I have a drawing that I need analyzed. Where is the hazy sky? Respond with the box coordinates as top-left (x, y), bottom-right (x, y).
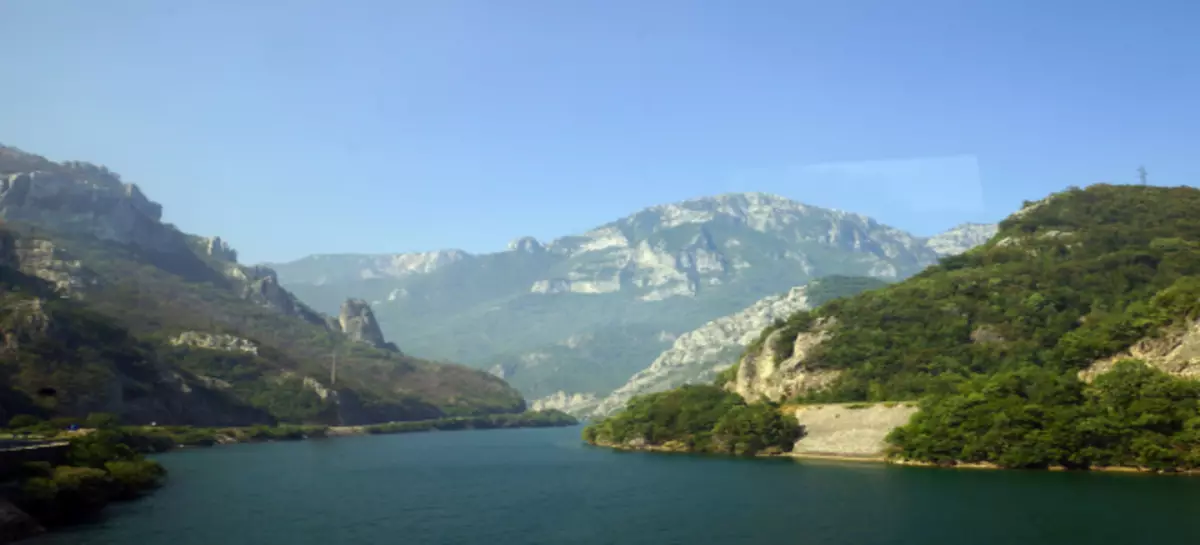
top-left (2, 1), bottom-right (1198, 263)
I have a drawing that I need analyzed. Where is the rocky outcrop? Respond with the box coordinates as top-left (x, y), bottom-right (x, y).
top-left (202, 235), bottom-right (239, 262)
top-left (922, 223), bottom-right (998, 256)
top-left (732, 318), bottom-right (842, 402)
top-left (169, 331), bottom-right (259, 355)
top-left (0, 234), bottom-right (97, 294)
top-left (530, 391), bottom-right (599, 415)
top-left (0, 169), bottom-right (178, 254)
top-left (337, 299), bottom-right (389, 349)
top-left (235, 265), bottom-right (330, 328)
top-left (1079, 318), bottom-right (1200, 382)
top-left (789, 403), bottom-right (919, 457)
top-left (593, 285), bottom-right (815, 417)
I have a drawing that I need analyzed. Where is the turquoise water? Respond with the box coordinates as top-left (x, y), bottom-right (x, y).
top-left (32, 426), bottom-right (1200, 545)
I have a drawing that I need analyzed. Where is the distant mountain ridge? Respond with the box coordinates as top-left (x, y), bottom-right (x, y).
top-left (271, 192), bottom-right (997, 405)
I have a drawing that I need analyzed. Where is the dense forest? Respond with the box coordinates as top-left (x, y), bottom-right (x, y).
top-left (888, 361), bottom-right (1200, 470)
top-left (583, 384), bottom-right (800, 456)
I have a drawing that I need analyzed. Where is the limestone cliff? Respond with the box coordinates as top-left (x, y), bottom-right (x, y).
top-left (732, 318), bottom-right (842, 403)
top-left (1079, 317), bottom-right (1200, 382)
top-left (337, 298), bottom-right (390, 349)
top-left (593, 285), bottom-right (816, 417)
top-left (0, 232), bottom-right (97, 294)
top-left (530, 391), bottom-right (599, 415)
top-left (0, 168), bottom-right (176, 254)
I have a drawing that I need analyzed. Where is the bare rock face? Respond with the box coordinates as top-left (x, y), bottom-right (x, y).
top-left (922, 223), bottom-right (998, 256)
top-left (530, 391), bottom-right (599, 414)
top-left (1079, 318), bottom-right (1200, 382)
top-left (170, 331), bottom-right (259, 355)
top-left (732, 318), bottom-right (841, 402)
top-left (593, 285), bottom-right (814, 417)
top-left (203, 235), bottom-right (239, 262)
top-left (0, 232), bottom-right (98, 294)
top-left (0, 170), bottom-right (179, 254)
top-left (338, 298), bottom-right (389, 349)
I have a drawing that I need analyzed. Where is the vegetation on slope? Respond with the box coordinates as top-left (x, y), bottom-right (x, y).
top-left (582, 385), bottom-right (800, 456)
top-left (758, 184), bottom-right (1200, 402)
top-left (889, 361), bottom-right (1200, 471)
top-left (716, 184), bottom-right (1200, 470)
top-left (1, 144), bottom-right (526, 425)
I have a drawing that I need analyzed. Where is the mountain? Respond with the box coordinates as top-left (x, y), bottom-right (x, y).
top-left (592, 184), bottom-right (1200, 471)
top-left (0, 144), bottom-right (524, 425)
top-left (590, 275), bottom-right (888, 417)
top-left (271, 192), bottom-right (996, 403)
top-left (728, 184), bottom-right (1200, 405)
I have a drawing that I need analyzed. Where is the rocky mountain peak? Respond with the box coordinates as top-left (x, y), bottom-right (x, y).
top-left (203, 236), bottom-right (239, 262)
top-left (338, 298), bottom-right (390, 349)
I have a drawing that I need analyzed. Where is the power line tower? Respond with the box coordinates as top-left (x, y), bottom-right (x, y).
top-left (1138, 165), bottom-right (1148, 186)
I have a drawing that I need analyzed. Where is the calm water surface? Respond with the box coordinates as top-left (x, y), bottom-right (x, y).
top-left (32, 426), bottom-right (1200, 545)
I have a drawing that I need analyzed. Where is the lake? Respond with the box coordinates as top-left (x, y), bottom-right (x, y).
top-left (31, 425), bottom-right (1200, 545)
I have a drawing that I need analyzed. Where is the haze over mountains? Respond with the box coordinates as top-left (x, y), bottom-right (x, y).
top-left (270, 194), bottom-right (997, 414)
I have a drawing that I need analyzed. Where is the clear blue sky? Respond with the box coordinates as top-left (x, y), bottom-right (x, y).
top-left (2, 1), bottom-right (1198, 263)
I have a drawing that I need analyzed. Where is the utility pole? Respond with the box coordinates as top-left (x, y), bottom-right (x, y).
top-left (1138, 165), bottom-right (1148, 186)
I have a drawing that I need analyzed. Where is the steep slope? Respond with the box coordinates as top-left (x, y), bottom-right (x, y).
top-left (0, 144), bottom-right (524, 424)
top-left (731, 184), bottom-right (1200, 404)
top-left (273, 193), bottom-right (993, 400)
top-left (590, 276), bottom-right (887, 417)
top-left (0, 247), bottom-right (273, 426)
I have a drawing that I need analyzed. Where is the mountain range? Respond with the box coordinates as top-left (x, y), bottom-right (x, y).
top-left (270, 193), bottom-right (997, 413)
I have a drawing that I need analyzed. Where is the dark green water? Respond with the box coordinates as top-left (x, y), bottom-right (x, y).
top-left (32, 426), bottom-right (1200, 545)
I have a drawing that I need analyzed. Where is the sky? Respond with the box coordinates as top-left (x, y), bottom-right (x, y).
top-left (1, 1), bottom-right (1198, 263)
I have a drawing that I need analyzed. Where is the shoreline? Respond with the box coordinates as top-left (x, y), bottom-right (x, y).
top-left (589, 442), bottom-right (1200, 476)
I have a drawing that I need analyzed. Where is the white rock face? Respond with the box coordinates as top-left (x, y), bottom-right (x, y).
top-left (169, 331), bottom-right (259, 355)
top-left (1079, 318), bottom-right (1200, 382)
top-left (732, 320), bottom-right (843, 403)
top-left (360, 250), bottom-right (470, 278)
top-left (0, 169), bottom-right (177, 253)
top-left (530, 391), bottom-right (600, 415)
top-left (592, 285), bottom-right (814, 416)
top-left (923, 223), bottom-right (998, 256)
